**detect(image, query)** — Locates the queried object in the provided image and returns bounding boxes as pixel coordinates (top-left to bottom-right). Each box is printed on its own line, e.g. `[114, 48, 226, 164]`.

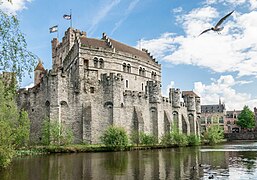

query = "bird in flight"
[199, 10, 234, 36]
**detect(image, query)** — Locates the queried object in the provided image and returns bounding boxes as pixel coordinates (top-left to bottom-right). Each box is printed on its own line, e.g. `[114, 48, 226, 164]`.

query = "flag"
[49, 25, 58, 33]
[63, 14, 71, 20]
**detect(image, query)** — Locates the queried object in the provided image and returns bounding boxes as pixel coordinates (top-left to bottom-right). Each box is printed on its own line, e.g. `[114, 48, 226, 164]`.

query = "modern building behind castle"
[17, 28, 201, 144]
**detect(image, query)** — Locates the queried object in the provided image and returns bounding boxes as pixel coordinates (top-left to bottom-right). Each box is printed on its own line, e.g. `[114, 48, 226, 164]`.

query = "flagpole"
[70, 9, 72, 28]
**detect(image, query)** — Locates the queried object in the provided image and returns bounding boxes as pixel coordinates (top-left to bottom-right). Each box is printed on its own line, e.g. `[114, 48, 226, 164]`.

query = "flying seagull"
[199, 10, 234, 36]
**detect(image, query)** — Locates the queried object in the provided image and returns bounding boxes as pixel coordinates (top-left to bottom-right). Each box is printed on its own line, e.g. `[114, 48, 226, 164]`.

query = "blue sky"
[1, 0, 257, 110]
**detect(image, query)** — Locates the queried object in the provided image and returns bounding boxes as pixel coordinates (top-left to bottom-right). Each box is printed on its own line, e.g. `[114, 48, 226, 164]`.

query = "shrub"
[203, 125, 224, 144]
[172, 130, 188, 146]
[160, 133, 173, 146]
[187, 135, 201, 146]
[101, 126, 129, 151]
[130, 130, 140, 146]
[139, 132, 157, 145]
[41, 118, 74, 146]
[161, 127, 188, 147]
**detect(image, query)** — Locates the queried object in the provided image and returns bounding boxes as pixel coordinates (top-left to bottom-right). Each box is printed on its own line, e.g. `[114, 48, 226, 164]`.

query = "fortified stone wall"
[17, 27, 201, 144]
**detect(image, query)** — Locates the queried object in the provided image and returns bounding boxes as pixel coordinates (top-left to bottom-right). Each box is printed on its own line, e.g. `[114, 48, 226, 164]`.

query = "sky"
[1, 0, 257, 111]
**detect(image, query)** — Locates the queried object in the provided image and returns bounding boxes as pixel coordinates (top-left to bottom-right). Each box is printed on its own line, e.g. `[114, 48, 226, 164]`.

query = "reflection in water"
[1, 142, 257, 179]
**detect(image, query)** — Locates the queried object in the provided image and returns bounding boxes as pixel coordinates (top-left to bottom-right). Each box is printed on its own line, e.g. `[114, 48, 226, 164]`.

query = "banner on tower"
[49, 25, 58, 33]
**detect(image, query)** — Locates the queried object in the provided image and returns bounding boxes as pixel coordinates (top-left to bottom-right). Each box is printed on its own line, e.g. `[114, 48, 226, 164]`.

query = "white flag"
[49, 25, 58, 33]
[63, 14, 71, 20]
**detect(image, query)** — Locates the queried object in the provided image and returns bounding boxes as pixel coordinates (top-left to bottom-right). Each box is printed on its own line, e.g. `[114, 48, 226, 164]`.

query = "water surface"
[1, 142, 257, 179]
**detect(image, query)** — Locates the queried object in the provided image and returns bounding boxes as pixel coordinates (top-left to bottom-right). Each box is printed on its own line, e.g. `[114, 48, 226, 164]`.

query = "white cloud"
[193, 75, 257, 110]
[87, 0, 121, 36]
[172, 7, 183, 14]
[0, 0, 32, 14]
[249, 0, 257, 10]
[140, 33, 176, 59]
[139, 7, 257, 77]
[204, 0, 247, 6]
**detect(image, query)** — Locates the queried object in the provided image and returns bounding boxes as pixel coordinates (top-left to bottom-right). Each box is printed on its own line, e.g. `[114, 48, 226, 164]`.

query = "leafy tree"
[101, 126, 129, 151]
[0, 79, 31, 168]
[236, 106, 255, 129]
[0, 8, 36, 80]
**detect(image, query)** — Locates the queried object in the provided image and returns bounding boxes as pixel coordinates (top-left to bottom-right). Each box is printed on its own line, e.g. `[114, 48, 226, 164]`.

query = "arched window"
[142, 68, 146, 76]
[127, 64, 131, 73]
[123, 63, 126, 72]
[139, 67, 142, 75]
[93, 57, 98, 68]
[99, 58, 104, 69]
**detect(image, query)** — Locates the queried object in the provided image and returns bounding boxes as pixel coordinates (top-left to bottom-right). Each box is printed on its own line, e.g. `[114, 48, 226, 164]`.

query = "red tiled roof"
[34, 61, 45, 71]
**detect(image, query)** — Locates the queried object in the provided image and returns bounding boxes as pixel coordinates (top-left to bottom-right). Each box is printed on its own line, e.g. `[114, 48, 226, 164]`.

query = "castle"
[17, 28, 201, 144]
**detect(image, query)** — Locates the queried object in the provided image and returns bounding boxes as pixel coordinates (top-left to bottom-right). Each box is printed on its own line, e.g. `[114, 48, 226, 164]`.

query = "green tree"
[0, 79, 31, 168]
[0, 9, 36, 80]
[101, 126, 129, 151]
[236, 106, 255, 129]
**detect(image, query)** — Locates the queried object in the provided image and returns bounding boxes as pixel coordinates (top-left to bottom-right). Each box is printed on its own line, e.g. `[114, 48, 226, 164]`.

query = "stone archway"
[150, 107, 158, 138]
[181, 114, 188, 134]
[188, 113, 195, 134]
[60, 101, 69, 126]
[172, 111, 179, 130]
[104, 101, 114, 125]
[196, 116, 201, 136]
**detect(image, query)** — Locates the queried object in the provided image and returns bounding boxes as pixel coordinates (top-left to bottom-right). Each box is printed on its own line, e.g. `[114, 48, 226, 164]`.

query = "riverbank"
[15, 144, 186, 156]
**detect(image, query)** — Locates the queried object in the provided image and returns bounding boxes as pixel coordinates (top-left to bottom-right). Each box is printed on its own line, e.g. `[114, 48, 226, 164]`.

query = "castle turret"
[147, 81, 161, 103]
[34, 60, 46, 85]
[172, 88, 181, 108]
[196, 97, 201, 114]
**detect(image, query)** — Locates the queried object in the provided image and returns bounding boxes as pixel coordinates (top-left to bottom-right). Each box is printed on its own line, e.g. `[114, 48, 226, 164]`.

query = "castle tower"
[34, 60, 46, 85]
[171, 88, 181, 108]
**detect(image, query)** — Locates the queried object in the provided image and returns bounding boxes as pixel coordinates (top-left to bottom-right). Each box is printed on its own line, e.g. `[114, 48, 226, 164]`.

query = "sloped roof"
[34, 60, 45, 71]
[201, 104, 225, 113]
[80, 37, 110, 49]
[79, 36, 153, 61]
[182, 91, 200, 98]
[109, 39, 152, 60]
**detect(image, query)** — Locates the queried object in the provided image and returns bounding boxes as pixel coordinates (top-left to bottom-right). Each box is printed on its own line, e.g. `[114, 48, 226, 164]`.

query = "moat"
[1, 142, 257, 179]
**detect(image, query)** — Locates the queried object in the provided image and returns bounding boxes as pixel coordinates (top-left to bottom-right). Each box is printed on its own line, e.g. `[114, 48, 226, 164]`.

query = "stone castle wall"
[17, 28, 201, 144]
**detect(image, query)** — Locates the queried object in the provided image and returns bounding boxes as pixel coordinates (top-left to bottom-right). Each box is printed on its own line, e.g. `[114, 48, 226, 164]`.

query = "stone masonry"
[17, 28, 201, 144]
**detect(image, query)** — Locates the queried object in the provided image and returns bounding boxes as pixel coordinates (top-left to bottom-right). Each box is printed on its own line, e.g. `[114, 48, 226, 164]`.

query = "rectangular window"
[126, 80, 128, 88]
